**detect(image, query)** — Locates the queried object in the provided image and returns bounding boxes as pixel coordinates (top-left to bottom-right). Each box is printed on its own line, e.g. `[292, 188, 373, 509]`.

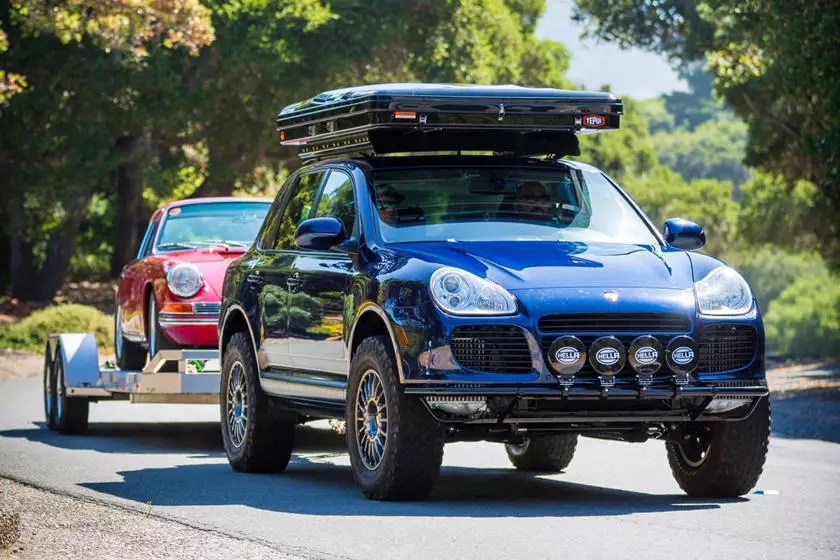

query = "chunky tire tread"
[505, 434, 578, 472]
[667, 397, 770, 498]
[221, 332, 295, 473]
[346, 336, 445, 501]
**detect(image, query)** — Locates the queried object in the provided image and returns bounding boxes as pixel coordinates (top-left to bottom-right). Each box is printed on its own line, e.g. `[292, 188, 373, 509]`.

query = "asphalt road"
[1, 374, 839, 560]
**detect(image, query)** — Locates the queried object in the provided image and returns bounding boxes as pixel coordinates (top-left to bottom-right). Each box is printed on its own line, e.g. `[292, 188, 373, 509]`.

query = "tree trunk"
[29, 187, 95, 302]
[110, 135, 145, 277]
[9, 191, 35, 300]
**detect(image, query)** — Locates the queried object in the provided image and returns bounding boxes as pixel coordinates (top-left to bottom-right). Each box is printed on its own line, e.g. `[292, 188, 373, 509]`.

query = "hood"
[159, 248, 246, 300]
[388, 241, 695, 291]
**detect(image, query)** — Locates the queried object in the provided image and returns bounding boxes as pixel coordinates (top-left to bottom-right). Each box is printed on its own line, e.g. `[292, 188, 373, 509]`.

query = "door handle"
[247, 273, 265, 288]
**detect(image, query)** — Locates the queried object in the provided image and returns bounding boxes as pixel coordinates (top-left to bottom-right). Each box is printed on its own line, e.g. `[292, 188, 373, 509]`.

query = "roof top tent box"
[276, 83, 623, 160]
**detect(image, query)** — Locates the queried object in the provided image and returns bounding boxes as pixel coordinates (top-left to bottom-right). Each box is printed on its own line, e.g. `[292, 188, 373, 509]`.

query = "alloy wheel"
[355, 368, 388, 470]
[226, 360, 248, 448]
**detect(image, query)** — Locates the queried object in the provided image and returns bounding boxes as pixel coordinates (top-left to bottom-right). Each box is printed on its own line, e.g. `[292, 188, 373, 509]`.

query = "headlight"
[167, 263, 203, 298]
[430, 267, 517, 315]
[695, 267, 753, 315]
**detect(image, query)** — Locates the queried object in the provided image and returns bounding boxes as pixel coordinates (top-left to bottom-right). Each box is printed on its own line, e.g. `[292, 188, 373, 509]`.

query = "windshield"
[370, 165, 659, 245]
[155, 201, 270, 252]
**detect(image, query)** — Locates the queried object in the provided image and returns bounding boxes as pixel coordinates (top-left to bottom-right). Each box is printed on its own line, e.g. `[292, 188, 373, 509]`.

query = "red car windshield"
[155, 201, 270, 252]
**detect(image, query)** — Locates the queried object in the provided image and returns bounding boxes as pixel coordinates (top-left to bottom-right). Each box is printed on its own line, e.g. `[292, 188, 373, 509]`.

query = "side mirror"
[295, 217, 348, 251]
[663, 218, 705, 251]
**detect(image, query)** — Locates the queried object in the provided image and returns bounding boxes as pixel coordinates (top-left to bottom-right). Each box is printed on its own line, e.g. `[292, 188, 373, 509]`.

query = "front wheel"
[346, 336, 445, 501]
[115, 309, 146, 371]
[505, 434, 578, 472]
[221, 332, 295, 473]
[666, 397, 770, 497]
[147, 296, 176, 372]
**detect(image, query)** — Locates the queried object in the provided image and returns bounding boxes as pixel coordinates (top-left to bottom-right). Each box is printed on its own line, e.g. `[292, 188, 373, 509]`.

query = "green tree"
[573, 0, 840, 266]
[652, 118, 750, 188]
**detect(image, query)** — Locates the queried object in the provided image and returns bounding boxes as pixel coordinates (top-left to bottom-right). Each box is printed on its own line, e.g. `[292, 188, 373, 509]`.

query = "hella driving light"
[666, 336, 699, 383]
[430, 267, 517, 316]
[628, 335, 664, 378]
[589, 336, 626, 378]
[695, 267, 753, 316]
[167, 263, 203, 298]
[548, 336, 587, 377]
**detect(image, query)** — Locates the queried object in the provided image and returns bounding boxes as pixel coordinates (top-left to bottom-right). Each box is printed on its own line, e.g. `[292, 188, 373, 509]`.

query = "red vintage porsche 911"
[115, 197, 271, 370]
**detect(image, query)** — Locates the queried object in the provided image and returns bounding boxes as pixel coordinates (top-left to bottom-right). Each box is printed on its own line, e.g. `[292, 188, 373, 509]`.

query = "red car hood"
[160, 248, 247, 300]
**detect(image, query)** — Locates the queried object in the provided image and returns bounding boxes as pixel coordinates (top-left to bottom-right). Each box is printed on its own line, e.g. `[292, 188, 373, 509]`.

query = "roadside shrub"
[0, 304, 113, 353]
[763, 271, 840, 357]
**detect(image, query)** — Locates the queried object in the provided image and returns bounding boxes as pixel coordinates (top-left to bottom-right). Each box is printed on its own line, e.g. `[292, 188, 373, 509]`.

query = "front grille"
[451, 325, 533, 374]
[538, 313, 691, 333]
[697, 324, 757, 373]
[194, 302, 221, 314]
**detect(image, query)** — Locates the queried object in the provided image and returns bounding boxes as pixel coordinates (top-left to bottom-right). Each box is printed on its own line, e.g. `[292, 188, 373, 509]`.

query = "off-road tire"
[505, 434, 578, 472]
[43, 343, 58, 431]
[115, 311, 146, 371]
[221, 332, 295, 473]
[346, 336, 445, 501]
[55, 356, 89, 435]
[667, 397, 770, 498]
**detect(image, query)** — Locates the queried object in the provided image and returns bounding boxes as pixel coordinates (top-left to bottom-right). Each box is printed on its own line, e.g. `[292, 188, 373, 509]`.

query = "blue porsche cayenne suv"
[218, 85, 769, 501]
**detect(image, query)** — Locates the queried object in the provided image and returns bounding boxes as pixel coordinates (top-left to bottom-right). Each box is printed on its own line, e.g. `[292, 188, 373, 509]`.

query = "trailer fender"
[49, 333, 101, 390]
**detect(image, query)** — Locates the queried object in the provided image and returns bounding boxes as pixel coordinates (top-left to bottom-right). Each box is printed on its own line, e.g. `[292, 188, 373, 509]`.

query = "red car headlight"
[167, 263, 203, 298]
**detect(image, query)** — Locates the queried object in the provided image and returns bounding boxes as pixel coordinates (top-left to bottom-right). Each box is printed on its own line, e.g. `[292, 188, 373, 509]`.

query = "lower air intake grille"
[451, 325, 532, 374]
[698, 324, 758, 373]
[538, 313, 691, 333]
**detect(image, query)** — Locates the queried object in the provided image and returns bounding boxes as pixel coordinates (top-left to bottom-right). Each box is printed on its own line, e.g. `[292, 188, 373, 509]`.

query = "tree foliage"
[652, 118, 749, 188]
[573, 0, 840, 266]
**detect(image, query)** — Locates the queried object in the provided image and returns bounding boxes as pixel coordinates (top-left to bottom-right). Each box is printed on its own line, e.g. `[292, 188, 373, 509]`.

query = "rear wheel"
[54, 356, 89, 435]
[666, 397, 770, 497]
[505, 434, 578, 472]
[115, 310, 146, 370]
[221, 332, 295, 473]
[346, 336, 445, 501]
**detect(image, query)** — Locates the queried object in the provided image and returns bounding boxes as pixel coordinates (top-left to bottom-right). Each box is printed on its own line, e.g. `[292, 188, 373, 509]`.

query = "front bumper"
[406, 381, 768, 425]
[159, 306, 220, 347]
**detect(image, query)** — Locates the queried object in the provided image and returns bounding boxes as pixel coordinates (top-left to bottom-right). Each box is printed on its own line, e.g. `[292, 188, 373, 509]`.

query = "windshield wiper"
[156, 242, 200, 251]
[203, 239, 249, 248]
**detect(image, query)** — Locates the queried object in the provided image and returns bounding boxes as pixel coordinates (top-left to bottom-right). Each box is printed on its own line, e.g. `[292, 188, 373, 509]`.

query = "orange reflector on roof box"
[394, 111, 416, 120]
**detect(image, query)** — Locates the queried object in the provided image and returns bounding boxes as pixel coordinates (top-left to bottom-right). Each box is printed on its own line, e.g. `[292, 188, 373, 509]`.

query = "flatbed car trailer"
[42, 333, 220, 434]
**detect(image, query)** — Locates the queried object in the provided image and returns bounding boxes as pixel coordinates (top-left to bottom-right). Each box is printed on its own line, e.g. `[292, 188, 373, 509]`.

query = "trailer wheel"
[221, 332, 295, 473]
[55, 357, 89, 435]
[43, 343, 58, 431]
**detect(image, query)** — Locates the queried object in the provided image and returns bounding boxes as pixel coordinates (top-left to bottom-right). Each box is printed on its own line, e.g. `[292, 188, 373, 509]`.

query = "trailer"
[42, 333, 220, 434]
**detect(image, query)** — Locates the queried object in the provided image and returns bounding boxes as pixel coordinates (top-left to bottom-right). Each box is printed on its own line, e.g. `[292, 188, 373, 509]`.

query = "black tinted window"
[273, 172, 324, 250]
[314, 171, 356, 236]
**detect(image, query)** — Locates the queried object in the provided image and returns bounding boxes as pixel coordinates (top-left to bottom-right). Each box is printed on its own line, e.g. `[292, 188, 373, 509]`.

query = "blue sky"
[536, 0, 686, 98]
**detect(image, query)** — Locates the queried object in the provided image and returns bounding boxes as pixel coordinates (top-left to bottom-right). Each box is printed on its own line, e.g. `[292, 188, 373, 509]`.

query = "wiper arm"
[203, 239, 249, 248]
[156, 242, 199, 250]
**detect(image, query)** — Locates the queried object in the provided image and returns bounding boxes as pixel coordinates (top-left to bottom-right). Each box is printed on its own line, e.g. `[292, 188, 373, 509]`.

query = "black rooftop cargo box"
[276, 83, 622, 160]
